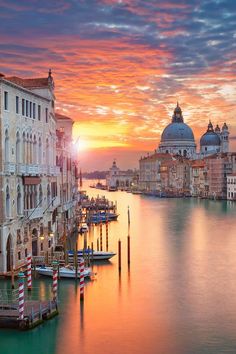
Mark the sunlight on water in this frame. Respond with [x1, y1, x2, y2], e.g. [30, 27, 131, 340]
[1, 182, 236, 354]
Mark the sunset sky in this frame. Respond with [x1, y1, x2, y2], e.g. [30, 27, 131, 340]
[0, 0, 236, 171]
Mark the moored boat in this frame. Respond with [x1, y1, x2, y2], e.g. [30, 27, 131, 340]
[36, 265, 92, 278]
[68, 249, 116, 261]
[79, 223, 89, 233]
[88, 211, 119, 224]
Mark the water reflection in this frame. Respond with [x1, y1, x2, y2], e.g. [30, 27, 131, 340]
[2, 183, 236, 354]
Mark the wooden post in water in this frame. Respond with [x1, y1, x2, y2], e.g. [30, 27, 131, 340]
[33, 259, 37, 279]
[118, 239, 121, 271]
[74, 244, 78, 279]
[91, 242, 94, 263]
[99, 223, 103, 251]
[97, 238, 99, 251]
[127, 234, 130, 266]
[45, 251, 49, 266]
[87, 245, 91, 266]
[84, 231, 87, 250]
[128, 206, 130, 227]
[106, 221, 109, 251]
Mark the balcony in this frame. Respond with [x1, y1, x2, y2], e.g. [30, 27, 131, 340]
[4, 162, 16, 174]
[24, 207, 43, 220]
[26, 164, 39, 175]
[48, 196, 61, 211]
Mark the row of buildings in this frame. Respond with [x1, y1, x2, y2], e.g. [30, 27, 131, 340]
[139, 104, 235, 200]
[0, 71, 79, 273]
[139, 152, 236, 200]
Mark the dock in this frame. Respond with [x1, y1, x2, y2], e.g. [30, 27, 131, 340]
[0, 299, 58, 330]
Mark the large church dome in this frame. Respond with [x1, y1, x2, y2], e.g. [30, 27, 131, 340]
[161, 122, 195, 142]
[158, 103, 196, 158]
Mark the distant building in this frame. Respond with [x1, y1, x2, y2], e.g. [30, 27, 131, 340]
[200, 122, 229, 155]
[190, 160, 207, 197]
[106, 160, 138, 191]
[55, 113, 79, 243]
[204, 153, 236, 199]
[158, 103, 230, 158]
[227, 174, 236, 200]
[158, 103, 196, 158]
[139, 153, 173, 192]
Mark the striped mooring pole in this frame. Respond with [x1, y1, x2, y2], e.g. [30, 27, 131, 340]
[79, 258, 85, 301]
[52, 260, 58, 302]
[18, 272, 25, 320]
[27, 254, 32, 291]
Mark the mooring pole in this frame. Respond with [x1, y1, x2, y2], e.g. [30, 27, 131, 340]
[79, 258, 85, 301]
[52, 260, 58, 302]
[127, 235, 130, 266]
[18, 272, 25, 320]
[27, 254, 32, 291]
[118, 239, 121, 271]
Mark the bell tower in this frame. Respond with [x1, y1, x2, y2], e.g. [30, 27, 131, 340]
[221, 123, 229, 152]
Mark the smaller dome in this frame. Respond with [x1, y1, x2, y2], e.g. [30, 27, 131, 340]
[200, 131, 221, 146]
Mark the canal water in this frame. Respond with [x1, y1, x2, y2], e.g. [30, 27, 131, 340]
[1, 183, 236, 354]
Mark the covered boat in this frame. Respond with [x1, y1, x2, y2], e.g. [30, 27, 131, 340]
[36, 265, 92, 278]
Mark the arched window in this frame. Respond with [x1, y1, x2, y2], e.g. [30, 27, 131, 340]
[6, 185, 10, 217]
[17, 185, 21, 215]
[29, 186, 33, 209]
[47, 184, 51, 206]
[16, 132, 20, 163]
[26, 133, 29, 164]
[38, 137, 42, 164]
[34, 185, 38, 207]
[24, 185, 27, 210]
[39, 185, 43, 206]
[5, 129, 9, 162]
[22, 132, 26, 163]
[29, 134, 32, 164]
[33, 135, 37, 164]
[46, 138, 49, 165]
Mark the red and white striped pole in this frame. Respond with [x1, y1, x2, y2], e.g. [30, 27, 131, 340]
[27, 254, 32, 291]
[52, 261, 58, 302]
[18, 272, 25, 320]
[79, 258, 85, 301]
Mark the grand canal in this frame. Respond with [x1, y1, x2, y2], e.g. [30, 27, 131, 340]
[2, 183, 236, 354]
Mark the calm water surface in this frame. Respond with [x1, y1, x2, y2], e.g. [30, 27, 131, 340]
[2, 183, 236, 354]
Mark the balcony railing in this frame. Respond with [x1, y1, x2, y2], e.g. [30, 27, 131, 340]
[4, 162, 16, 174]
[24, 207, 43, 220]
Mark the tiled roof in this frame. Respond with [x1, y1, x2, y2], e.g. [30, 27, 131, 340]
[6, 76, 49, 88]
[140, 152, 172, 161]
[55, 112, 73, 121]
[191, 160, 205, 168]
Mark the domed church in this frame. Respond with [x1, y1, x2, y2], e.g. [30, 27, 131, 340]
[158, 103, 196, 158]
[200, 121, 229, 155]
[158, 103, 229, 158]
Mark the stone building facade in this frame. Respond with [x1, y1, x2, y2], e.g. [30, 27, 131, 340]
[0, 72, 78, 273]
[106, 160, 138, 191]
